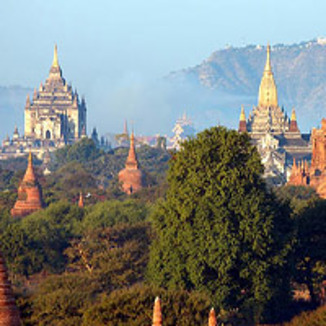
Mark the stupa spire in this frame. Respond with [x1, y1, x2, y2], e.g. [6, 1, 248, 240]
[78, 192, 84, 208]
[258, 44, 278, 108]
[152, 297, 162, 326]
[52, 44, 59, 68]
[125, 131, 138, 169]
[289, 107, 299, 132]
[238, 105, 247, 132]
[208, 308, 217, 326]
[123, 119, 128, 135]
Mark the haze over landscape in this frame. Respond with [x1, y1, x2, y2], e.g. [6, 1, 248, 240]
[1, 0, 326, 137]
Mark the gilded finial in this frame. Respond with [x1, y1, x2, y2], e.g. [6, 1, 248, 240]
[265, 43, 272, 72]
[258, 43, 278, 107]
[52, 44, 59, 68]
[291, 107, 297, 122]
[240, 105, 246, 121]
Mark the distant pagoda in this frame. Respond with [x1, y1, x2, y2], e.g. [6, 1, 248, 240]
[0, 252, 22, 326]
[118, 132, 144, 194]
[238, 44, 311, 185]
[11, 152, 43, 218]
[1, 45, 87, 160]
[25, 44, 87, 143]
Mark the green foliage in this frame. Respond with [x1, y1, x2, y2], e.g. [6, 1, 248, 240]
[0, 201, 84, 275]
[147, 126, 293, 323]
[284, 306, 326, 326]
[53, 138, 103, 168]
[292, 199, 326, 303]
[29, 273, 96, 326]
[82, 284, 213, 326]
[79, 199, 149, 232]
[66, 222, 152, 289]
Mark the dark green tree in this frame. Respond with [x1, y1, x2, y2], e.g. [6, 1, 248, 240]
[147, 126, 293, 323]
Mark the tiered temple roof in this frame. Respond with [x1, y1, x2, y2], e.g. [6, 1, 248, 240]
[24, 44, 87, 143]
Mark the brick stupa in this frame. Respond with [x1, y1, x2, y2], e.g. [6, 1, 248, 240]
[0, 253, 21, 326]
[11, 152, 43, 218]
[118, 132, 144, 194]
[152, 297, 162, 326]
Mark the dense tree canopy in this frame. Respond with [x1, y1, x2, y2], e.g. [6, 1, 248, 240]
[147, 126, 293, 323]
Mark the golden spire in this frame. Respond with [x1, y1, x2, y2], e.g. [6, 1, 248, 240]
[152, 297, 162, 326]
[125, 131, 138, 169]
[240, 105, 246, 121]
[208, 308, 217, 326]
[52, 44, 59, 68]
[291, 107, 297, 121]
[264, 43, 272, 72]
[258, 44, 278, 108]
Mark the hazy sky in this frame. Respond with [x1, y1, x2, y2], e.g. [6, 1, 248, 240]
[0, 0, 326, 135]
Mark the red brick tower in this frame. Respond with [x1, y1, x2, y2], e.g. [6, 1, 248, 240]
[289, 108, 300, 132]
[11, 152, 43, 218]
[238, 105, 247, 132]
[152, 297, 162, 326]
[118, 132, 144, 194]
[0, 253, 21, 326]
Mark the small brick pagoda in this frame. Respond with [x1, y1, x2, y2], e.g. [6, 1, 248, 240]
[288, 118, 326, 198]
[0, 252, 22, 326]
[118, 132, 144, 194]
[11, 152, 43, 218]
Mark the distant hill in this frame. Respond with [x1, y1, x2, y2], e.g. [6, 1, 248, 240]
[0, 86, 31, 139]
[168, 38, 326, 131]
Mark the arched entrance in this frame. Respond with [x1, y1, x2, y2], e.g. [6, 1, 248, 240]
[46, 130, 51, 139]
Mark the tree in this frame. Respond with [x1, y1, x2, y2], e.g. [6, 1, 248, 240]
[293, 200, 326, 305]
[147, 126, 293, 323]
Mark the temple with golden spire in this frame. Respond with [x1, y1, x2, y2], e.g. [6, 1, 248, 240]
[11, 152, 43, 218]
[239, 44, 311, 185]
[118, 131, 145, 194]
[1, 44, 87, 160]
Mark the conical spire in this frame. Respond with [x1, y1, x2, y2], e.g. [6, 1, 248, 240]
[289, 107, 299, 132]
[208, 308, 217, 326]
[125, 132, 138, 169]
[123, 119, 128, 135]
[22, 151, 36, 184]
[152, 297, 162, 326]
[291, 108, 297, 121]
[0, 252, 22, 325]
[258, 44, 278, 108]
[238, 105, 247, 132]
[78, 192, 84, 208]
[52, 44, 59, 68]
[25, 94, 30, 107]
[264, 43, 272, 72]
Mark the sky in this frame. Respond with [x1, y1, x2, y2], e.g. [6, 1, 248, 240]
[0, 0, 326, 135]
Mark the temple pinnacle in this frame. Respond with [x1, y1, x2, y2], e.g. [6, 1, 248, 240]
[240, 105, 246, 121]
[208, 308, 217, 326]
[264, 43, 272, 72]
[291, 108, 297, 121]
[258, 43, 278, 108]
[152, 297, 162, 326]
[52, 44, 59, 68]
